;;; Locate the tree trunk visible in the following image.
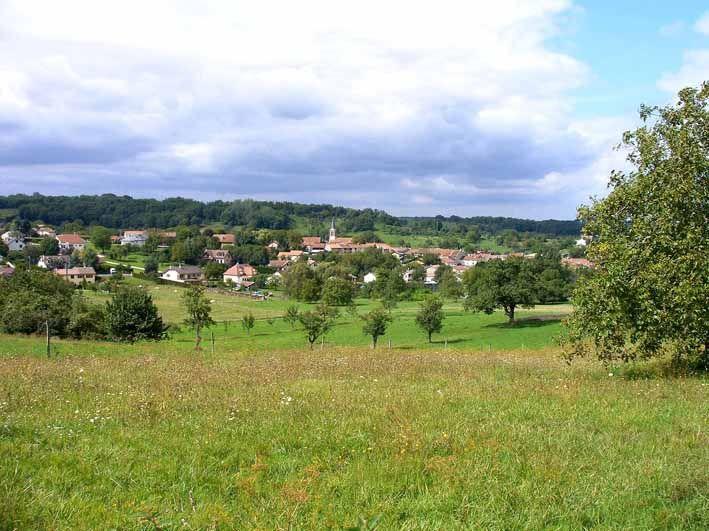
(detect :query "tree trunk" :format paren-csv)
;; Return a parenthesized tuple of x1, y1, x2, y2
(195, 325, 202, 351)
(505, 305, 515, 323)
(45, 320, 51, 359)
(428, 331, 432, 343)
(372, 336, 377, 349)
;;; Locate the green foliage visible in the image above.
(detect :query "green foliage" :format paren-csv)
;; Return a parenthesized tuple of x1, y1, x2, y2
(181, 285, 215, 349)
(463, 257, 538, 322)
(143, 254, 160, 276)
(105, 286, 167, 342)
(435, 265, 462, 300)
(415, 295, 445, 343)
(90, 226, 112, 251)
(82, 247, 99, 269)
(67, 294, 106, 340)
(0, 266, 74, 336)
(322, 276, 355, 306)
(241, 312, 255, 335)
(203, 261, 227, 280)
(299, 304, 339, 349)
(283, 304, 300, 329)
(283, 261, 322, 302)
(566, 83, 709, 367)
(361, 307, 393, 348)
(38, 236, 59, 256)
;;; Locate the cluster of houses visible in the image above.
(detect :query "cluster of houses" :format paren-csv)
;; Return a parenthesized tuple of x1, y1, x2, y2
(2, 220, 593, 290)
(1, 229, 97, 284)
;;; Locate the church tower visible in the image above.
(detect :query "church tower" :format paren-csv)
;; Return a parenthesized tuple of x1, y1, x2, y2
(329, 218, 336, 242)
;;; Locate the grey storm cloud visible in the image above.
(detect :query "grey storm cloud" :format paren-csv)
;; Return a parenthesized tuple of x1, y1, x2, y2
(0, 0, 636, 218)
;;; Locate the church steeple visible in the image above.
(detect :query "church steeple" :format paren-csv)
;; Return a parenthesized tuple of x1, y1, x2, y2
(329, 218, 336, 242)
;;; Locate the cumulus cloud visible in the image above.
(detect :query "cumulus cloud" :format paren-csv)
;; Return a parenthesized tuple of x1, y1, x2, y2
(0, 0, 625, 218)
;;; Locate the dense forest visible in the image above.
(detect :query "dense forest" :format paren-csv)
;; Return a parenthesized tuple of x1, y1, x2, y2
(0, 194, 580, 236)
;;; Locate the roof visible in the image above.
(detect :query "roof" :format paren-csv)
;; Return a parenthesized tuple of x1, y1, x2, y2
(204, 249, 232, 258)
(165, 265, 202, 274)
(123, 230, 147, 237)
(224, 264, 257, 277)
(55, 267, 96, 276)
(214, 234, 236, 244)
(562, 258, 594, 268)
(56, 233, 86, 245)
(268, 259, 289, 269)
(0, 265, 14, 277)
(302, 236, 323, 245)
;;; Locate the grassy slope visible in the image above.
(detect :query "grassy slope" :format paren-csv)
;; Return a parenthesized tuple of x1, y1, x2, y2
(1, 347, 706, 529)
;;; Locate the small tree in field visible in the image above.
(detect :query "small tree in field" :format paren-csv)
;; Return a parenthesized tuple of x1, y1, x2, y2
(415, 295, 445, 343)
(105, 286, 166, 342)
(283, 305, 300, 329)
(182, 285, 214, 350)
(241, 312, 255, 335)
(299, 304, 339, 349)
(361, 307, 393, 348)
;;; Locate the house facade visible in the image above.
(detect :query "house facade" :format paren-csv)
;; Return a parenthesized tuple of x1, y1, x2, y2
(38, 255, 71, 270)
(161, 266, 204, 283)
(121, 230, 148, 246)
(56, 233, 86, 252)
(1, 231, 25, 252)
(223, 263, 257, 286)
(203, 249, 233, 265)
(55, 267, 96, 285)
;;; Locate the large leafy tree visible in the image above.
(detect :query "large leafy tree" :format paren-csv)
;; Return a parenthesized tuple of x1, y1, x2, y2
(90, 226, 112, 252)
(0, 266, 74, 336)
(321, 276, 355, 306)
(566, 83, 708, 367)
(462, 257, 538, 323)
(105, 286, 167, 342)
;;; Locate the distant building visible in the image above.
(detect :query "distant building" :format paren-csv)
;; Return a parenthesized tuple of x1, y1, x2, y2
(55, 267, 96, 285)
(214, 234, 236, 246)
(562, 257, 594, 269)
(38, 255, 71, 270)
(161, 265, 204, 283)
(575, 238, 587, 247)
(363, 272, 377, 283)
(223, 263, 257, 287)
(36, 226, 56, 238)
(278, 250, 304, 261)
(302, 236, 325, 252)
(1, 231, 25, 252)
(56, 233, 86, 252)
(121, 230, 148, 246)
(203, 249, 233, 265)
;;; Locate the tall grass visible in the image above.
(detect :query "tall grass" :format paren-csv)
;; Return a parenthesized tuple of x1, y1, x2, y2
(1, 346, 706, 529)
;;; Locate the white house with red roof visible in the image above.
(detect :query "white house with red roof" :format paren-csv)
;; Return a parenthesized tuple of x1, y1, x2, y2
(56, 233, 86, 252)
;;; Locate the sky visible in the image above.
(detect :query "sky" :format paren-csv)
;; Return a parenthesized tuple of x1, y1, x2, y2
(0, 1, 707, 219)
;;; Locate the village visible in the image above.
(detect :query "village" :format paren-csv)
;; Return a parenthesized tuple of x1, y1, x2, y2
(0, 219, 592, 293)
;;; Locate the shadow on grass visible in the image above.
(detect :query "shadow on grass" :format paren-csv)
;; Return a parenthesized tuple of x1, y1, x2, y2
(483, 316, 562, 329)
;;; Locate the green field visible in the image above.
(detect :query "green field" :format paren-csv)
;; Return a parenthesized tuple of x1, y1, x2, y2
(1, 345, 706, 529)
(1, 282, 706, 529)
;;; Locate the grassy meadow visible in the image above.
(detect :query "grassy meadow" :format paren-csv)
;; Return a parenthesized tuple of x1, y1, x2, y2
(1, 282, 707, 529)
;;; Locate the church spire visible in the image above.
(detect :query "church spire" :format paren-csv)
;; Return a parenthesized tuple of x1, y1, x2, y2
(329, 218, 336, 242)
